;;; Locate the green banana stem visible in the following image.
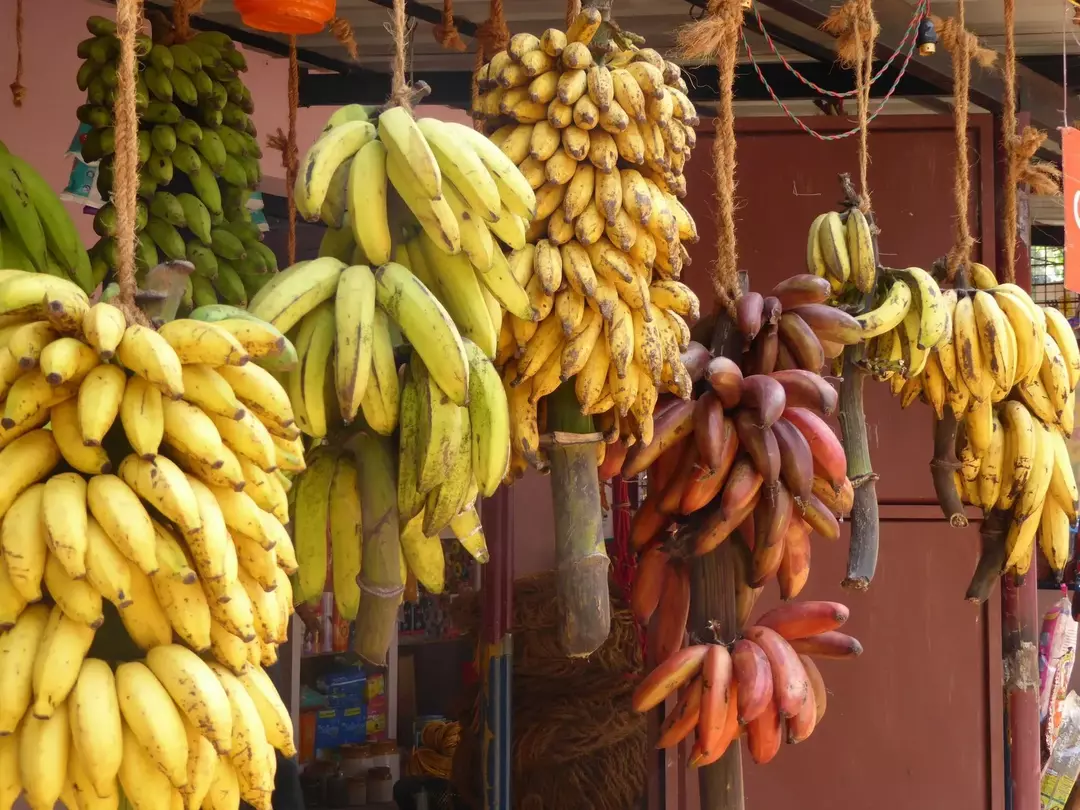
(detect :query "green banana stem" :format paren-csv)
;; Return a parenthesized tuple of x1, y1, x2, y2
(548, 381, 610, 658)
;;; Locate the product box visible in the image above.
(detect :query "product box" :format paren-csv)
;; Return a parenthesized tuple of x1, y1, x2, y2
(339, 706, 368, 746)
(366, 672, 386, 701)
(299, 710, 317, 764)
(366, 708, 387, 742)
(319, 670, 367, 709)
(314, 709, 341, 752)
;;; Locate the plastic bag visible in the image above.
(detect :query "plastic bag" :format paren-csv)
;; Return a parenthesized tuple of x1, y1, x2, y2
(1042, 593, 1079, 758)
(1043, 693, 1080, 809)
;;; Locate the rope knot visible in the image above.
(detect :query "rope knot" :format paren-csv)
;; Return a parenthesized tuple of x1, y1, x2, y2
(330, 17, 360, 61)
(821, 0, 880, 69)
(933, 15, 997, 67)
(674, 0, 745, 62)
(434, 0, 467, 52)
(172, 0, 206, 43)
(9, 81, 25, 108)
(1013, 126, 1062, 197)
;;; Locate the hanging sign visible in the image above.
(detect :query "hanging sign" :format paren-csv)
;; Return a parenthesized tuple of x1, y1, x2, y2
(1064, 127, 1080, 294)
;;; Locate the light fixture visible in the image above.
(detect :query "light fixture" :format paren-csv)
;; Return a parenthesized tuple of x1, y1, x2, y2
(916, 15, 938, 56)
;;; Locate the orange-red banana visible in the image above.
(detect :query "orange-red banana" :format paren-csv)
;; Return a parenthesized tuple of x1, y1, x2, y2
(597, 439, 628, 481)
(690, 681, 738, 768)
(789, 631, 863, 659)
(656, 677, 703, 749)
(751, 483, 794, 586)
(695, 460, 763, 556)
(746, 698, 782, 764)
(731, 638, 772, 724)
(734, 411, 780, 485)
(705, 357, 743, 409)
(743, 625, 809, 718)
(695, 644, 734, 763)
(755, 600, 849, 640)
(651, 562, 690, 665)
(812, 475, 854, 517)
(692, 393, 729, 470)
(768, 369, 838, 416)
(739, 374, 787, 429)
(784, 407, 846, 488)
(658, 441, 699, 514)
(630, 547, 669, 624)
(631, 643, 709, 712)
(800, 654, 828, 725)
(800, 493, 840, 541)
(630, 493, 670, 551)
(785, 675, 818, 743)
(771, 417, 814, 502)
(622, 400, 695, 476)
(776, 519, 811, 600)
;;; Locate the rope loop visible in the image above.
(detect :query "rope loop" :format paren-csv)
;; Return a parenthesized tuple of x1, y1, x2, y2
(434, 0, 467, 52)
(10, 0, 25, 107)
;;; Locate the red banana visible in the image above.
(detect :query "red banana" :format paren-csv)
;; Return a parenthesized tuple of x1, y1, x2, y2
(623, 400, 696, 477)
(681, 342, 712, 384)
(693, 393, 731, 470)
(653, 434, 689, 492)
(769, 369, 838, 416)
(746, 325, 778, 375)
(800, 654, 828, 724)
(771, 417, 813, 502)
(731, 638, 773, 724)
(786, 677, 818, 744)
(746, 698, 782, 764)
(743, 625, 810, 718)
(597, 439, 629, 481)
(734, 410, 780, 486)
(739, 374, 787, 429)
(736, 291, 765, 342)
(771, 275, 832, 310)
(800, 493, 841, 541)
(695, 460, 763, 556)
(789, 631, 863, 659)
(821, 339, 845, 359)
(777, 519, 811, 600)
(775, 341, 798, 371)
(783, 407, 847, 488)
(695, 644, 734, 762)
(652, 562, 691, 665)
(680, 462, 728, 514)
(734, 540, 764, 628)
(813, 475, 854, 517)
(630, 493, 670, 550)
(630, 547, 670, 624)
(755, 600, 849, 640)
(656, 677, 703, 749)
(659, 440, 700, 514)
(705, 357, 743, 409)
(778, 312, 825, 372)
(690, 681, 738, 767)
(632, 642, 708, 712)
(751, 483, 793, 587)
(737, 511, 755, 550)
(791, 303, 863, 345)
(762, 296, 782, 325)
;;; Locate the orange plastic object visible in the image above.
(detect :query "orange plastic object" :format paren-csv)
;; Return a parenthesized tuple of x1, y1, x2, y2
(234, 0, 335, 34)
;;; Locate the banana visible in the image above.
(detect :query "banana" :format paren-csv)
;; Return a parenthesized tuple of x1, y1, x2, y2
(32, 604, 96, 719)
(418, 231, 498, 358)
(210, 407, 279, 473)
(19, 709, 69, 810)
(360, 309, 400, 436)
(845, 208, 875, 293)
(291, 451, 334, 605)
(1044, 304, 1080, 390)
(146, 644, 233, 756)
(117, 720, 176, 810)
(247, 257, 345, 334)
(1, 484, 46, 602)
(0, 603, 50, 732)
(115, 661, 190, 788)
(1041, 331, 1072, 418)
(0, 154, 48, 274)
(239, 664, 296, 757)
(328, 456, 362, 621)
(970, 291, 1010, 390)
(3, 371, 76, 429)
(1049, 426, 1079, 518)
(348, 140, 392, 264)
(86, 474, 158, 576)
(374, 262, 469, 407)
(856, 278, 912, 339)
(294, 120, 376, 220)
(158, 319, 249, 367)
(1040, 500, 1072, 574)
(68, 658, 124, 799)
(416, 118, 501, 222)
(118, 454, 202, 535)
(116, 324, 185, 400)
(993, 288, 1042, 384)
(51, 397, 110, 474)
(207, 662, 274, 810)
(9, 322, 58, 369)
(400, 513, 445, 593)
(413, 357, 465, 495)
(77, 363, 127, 446)
(816, 211, 850, 286)
(463, 339, 511, 496)
(424, 407, 472, 537)
(384, 152, 460, 255)
(119, 375, 165, 459)
(449, 121, 536, 219)
(216, 362, 294, 433)
(378, 106, 441, 199)
(0, 273, 86, 323)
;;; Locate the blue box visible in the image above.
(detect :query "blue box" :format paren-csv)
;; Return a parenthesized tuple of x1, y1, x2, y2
(314, 709, 340, 751)
(339, 706, 368, 745)
(319, 670, 367, 708)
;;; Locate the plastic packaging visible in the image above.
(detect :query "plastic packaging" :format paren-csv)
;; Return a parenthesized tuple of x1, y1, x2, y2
(1042, 593, 1079, 757)
(1042, 693, 1080, 810)
(234, 0, 335, 34)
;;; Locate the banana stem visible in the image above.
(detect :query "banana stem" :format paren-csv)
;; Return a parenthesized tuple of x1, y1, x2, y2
(548, 382, 611, 657)
(931, 412, 968, 527)
(838, 347, 880, 590)
(966, 509, 1009, 603)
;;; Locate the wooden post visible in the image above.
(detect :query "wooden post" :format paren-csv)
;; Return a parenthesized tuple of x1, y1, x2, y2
(688, 272, 748, 810)
(480, 488, 515, 810)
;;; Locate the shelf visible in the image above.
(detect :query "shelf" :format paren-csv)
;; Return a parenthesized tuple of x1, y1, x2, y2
(398, 635, 469, 648)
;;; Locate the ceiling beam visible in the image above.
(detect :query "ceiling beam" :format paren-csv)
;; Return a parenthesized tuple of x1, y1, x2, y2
(363, 0, 480, 38)
(298, 59, 940, 109)
(755, 0, 1068, 148)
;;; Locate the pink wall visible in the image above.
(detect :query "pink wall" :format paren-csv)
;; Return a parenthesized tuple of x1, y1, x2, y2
(0, 0, 468, 242)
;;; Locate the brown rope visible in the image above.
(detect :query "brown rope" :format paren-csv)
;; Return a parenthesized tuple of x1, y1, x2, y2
(1001, 0, 1017, 283)
(389, 0, 413, 109)
(113, 0, 148, 325)
(267, 39, 300, 266)
(476, 0, 509, 61)
(676, 0, 746, 315)
(330, 17, 360, 61)
(10, 0, 25, 107)
(936, 8, 997, 281)
(434, 0, 467, 52)
(171, 0, 205, 43)
(472, 48, 485, 132)
(566, 0, 582, 31)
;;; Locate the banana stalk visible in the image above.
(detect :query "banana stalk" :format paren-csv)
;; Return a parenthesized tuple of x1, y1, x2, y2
(965, 509, 1009, 603)
(351, 430, 404, 666)
(930, 412, 968, 528)
(547, 382, 610, 657)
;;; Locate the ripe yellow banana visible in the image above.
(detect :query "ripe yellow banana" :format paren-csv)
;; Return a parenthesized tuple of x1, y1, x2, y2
(32, 605, 96, 719)
(146, 644, 234, 756)
(117, 566, 173, 650)
(82, 302, 127, 360)
(0, 603, 50, 732)
(19, 707, 69, 810)
(348, 139, 392, 264)
(116, 324, 185, 399)
(84, 517, 133, 608)
(68, 658, 123, 799)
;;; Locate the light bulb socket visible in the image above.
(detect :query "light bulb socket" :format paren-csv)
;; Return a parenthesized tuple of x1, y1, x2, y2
(916, 15, 938, 56)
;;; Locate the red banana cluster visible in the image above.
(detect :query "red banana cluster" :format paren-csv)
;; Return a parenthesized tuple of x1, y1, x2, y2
(631, 601, 862, 765)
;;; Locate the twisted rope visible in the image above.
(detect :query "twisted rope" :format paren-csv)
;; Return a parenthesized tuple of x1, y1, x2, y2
(390, 0, 413, 109)
(434, 0, 467, 52)
(267, 39, 300, 265)
(477, 0, 509, 61)
(10, 0, 25, 107)
(171, 0, 205, 42)
(330, 17, 360, 61)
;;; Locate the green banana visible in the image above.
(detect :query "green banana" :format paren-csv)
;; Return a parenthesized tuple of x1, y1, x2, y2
(175, 119, 203, 146)
(196, 130, 228, 173)
(185, 161, 223, 215)
(145, 216, 187, 261)
(210, 228, 246, 260)
(149, 191, 186, 227)
(150, 125, 177, 156)
(171, 141, 202, 175)
(0, 152, 47, 271)
(171, 70, 198, 106)
(176, 193, 212, 244)
(186, 242, 219, 278)
(212, 260, 248, 306)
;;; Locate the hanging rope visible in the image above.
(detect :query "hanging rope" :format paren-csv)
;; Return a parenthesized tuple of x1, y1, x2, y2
(936, 10, 997, 281)
(330, 17, 360, 61)
(267, 39, 300, 265)
(434, 0, 467, 52)
(389, 0, 413, 109)
(10, 0, 25, 107)
(113, 0, 148, 325)
(171, 0, 205, 43)
(676, 0, 746, 315)
(476, 0, 509, 62)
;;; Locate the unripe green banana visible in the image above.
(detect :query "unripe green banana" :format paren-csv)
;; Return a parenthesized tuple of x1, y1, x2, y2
(187, 242, 219, 278)
(151, 125, 177, 156)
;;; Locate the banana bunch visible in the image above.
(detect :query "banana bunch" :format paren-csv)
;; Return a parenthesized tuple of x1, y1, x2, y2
(75, 15, 276, 306)
(0, 141, 95, 293)
(631, 600, 861, 766)
(0, 634, 292, 810)
(609, 280, 855, 642)
(248, 256, 506, 613)
(470, 11, 703, 464)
